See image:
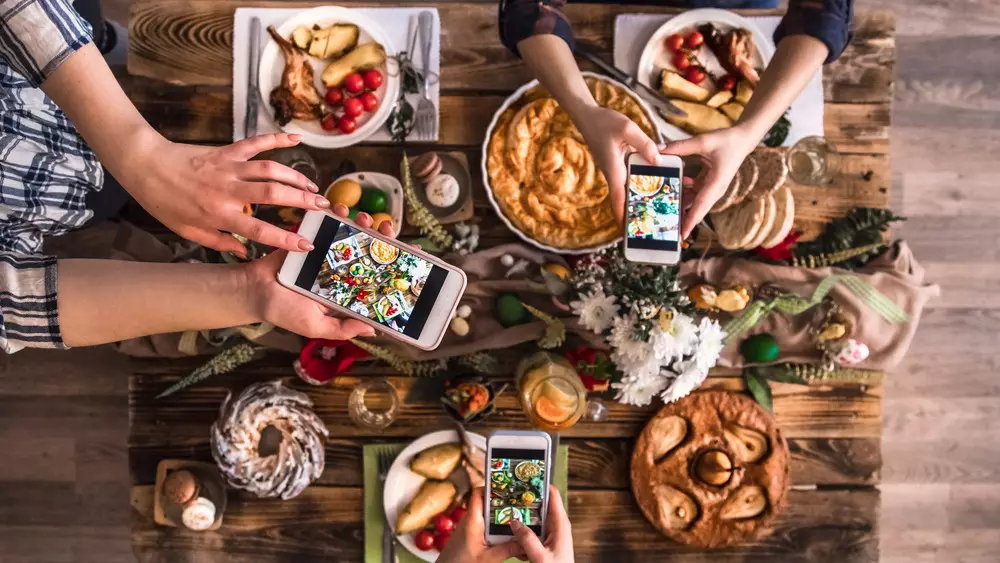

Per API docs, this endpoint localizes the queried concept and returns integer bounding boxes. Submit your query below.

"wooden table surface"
[124,2,894,561]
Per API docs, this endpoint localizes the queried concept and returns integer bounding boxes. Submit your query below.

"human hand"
[127,133,329,255]
[242,203,394,340]
[437,487,526,563]
[573,104,659,225]
[507,485,574,563]
[660,124,760,239]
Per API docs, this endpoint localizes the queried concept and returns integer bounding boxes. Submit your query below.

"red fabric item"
[751,231,801,261]
[564,346,610,392]
[294,339,369,385]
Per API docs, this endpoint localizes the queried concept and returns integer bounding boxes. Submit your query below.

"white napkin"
[614,14,824,146]
[232,7,440,143]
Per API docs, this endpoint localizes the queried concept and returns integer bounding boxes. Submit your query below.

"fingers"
[182,227,247,256]
[622,121,659,165]
[660,135,707,157]
[377,220,396,238]
[509,519,547,561]
[225,133,302,161]
[227,215,314,252]
[544,485,572,547]
[243,181,331,210]
[681,176,723,239]
[241,159,319,193]
[334,318,378,339]
[483,540,527,563]
[332,203,351,218]
[353,211,373,229]
[606,163,628,226]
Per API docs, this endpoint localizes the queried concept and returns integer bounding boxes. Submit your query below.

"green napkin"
[364,443,569,563]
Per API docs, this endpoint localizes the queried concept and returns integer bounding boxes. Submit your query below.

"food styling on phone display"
[484,431,552,544]
[624,154,684,264]
[279,211,466,350]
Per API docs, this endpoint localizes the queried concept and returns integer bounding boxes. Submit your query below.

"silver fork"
[377,448,397,563]
[413,11,436,141]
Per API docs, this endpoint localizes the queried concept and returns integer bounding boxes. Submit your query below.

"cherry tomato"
[414,530,435,551]
[672,50,691,71]
[664,33,684,52]
[449,506,467,523]
[433,532,451,551]
[363,69,383,91]
[433,514,455,534]
[343,97,364,118]
[685,30,705,49]
[718,74,738,92]
[359,91,380,112]
[343,72,365,94]
[685,67,706,84]
[320,114,337,132]
[324,88,343,107]
[337,115,357,134]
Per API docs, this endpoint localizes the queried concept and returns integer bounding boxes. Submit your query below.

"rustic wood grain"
[129,485,877,563]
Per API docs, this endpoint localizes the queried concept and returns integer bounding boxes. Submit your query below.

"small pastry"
[456,304,472,318]
[181,497,216,531]
[162,469,199,505]
[450,316,470,337]
[425,174,460,208]
[409,152,442,184]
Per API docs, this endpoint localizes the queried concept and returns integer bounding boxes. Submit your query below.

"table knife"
[575,41,686,118]
[244,17,262,139]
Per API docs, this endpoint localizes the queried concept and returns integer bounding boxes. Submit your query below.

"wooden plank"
[127,436,879,489]
[130,485,877,562]
[127,0,893,103]
[118,70,889,153]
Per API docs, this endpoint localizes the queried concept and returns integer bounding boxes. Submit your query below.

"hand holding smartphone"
[484,430,553,545]
[623,152,685,265]
[278,210,467,350]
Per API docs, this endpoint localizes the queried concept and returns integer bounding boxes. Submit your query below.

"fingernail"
[289,134,302,142]
[364,328,377,337]
[297,239,314,251]
[316,197,331,208]
[509,520,523,531]
[308,182,320,193]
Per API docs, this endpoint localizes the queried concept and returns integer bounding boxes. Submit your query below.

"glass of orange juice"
[515,352,587,431]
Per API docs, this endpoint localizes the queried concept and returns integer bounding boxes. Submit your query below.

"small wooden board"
[153,459,227,531]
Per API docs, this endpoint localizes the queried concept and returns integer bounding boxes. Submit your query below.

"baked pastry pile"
[486,77,657,250]
[709,147,794,250]
[631,391,790,548]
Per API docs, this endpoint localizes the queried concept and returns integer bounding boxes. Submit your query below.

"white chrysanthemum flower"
[612,373,669,407]
[608,314,660,380]
[694,317,726,372]
[667,312,698,356]
[570,289,618,334]
[648,324,684,365]
[660,360,709,404]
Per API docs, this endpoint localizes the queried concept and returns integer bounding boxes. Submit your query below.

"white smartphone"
[623,152,685,265]
[278,210,467,351]
[484,430,553,545]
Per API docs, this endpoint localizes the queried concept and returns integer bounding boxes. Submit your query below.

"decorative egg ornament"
[740,333,780,363]
[834,339,870,366]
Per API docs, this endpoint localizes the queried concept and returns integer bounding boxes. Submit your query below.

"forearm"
[735,35,829,140]
[40,43,162,191]
[57,260,257,347]
[517,34,595,119]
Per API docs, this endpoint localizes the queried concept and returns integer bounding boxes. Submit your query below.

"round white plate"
[636,9,775,141]
[324,171,404,229]
[384,429,487,563]
[480,71,660,255]
[259,7,400,148]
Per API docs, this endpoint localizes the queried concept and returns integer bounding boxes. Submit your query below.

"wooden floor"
[1,0,998,561]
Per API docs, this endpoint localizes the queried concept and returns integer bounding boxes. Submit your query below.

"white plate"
[324,171,404,229]
[480,71,660,255]
[259,6,400,148]
[384,429,487,562]
[636,9,775,141]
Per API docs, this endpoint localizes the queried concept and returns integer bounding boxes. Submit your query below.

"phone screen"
[293,215,448,339]
[625,164,682,251]
[487,448,546,536]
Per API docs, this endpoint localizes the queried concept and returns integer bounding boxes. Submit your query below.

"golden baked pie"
[369,239,398,264]
[486,77,658,250]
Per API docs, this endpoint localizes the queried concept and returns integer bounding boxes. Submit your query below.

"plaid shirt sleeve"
[775,0,854,64]
[0,0,93,87]
[0,254,65,353]
[498,0,575,57]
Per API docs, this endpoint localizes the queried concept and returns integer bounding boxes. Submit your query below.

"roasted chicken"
[698,24,760,86]
[267,25,325,126]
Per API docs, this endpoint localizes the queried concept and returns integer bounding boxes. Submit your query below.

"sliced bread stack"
[709,148,794,250]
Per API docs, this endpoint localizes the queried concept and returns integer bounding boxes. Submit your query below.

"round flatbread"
[760,186,796,249]
[729,156,759,207]
[711,167,742,213]
[743,192,776,250]
[747,148,788,200]
[710,196,765,250]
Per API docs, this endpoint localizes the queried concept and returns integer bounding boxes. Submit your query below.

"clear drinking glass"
[348,378,399,430]
[786,136,840,186]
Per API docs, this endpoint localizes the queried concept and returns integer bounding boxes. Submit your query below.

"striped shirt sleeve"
[0,0,93,87]
[0,253,65,353]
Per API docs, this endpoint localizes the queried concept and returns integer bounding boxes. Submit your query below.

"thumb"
[622,121,659,165]
[660,135,706,157]
[336,318,378,339]
[509,519,547,562]
[482,540,526,563]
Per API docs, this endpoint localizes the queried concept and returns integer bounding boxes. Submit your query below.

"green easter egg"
[740,333,780,363]
[496,293,529,328]
[358,188,388,214]
[348,207,360,220]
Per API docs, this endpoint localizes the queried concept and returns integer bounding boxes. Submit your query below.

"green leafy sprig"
[350,338,445,377]
[794,208,904,269]
[401,154,454,249]
[156,343,261,399]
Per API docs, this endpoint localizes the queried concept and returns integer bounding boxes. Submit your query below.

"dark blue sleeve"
[498,0,575,58]
[774,0,854,64]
